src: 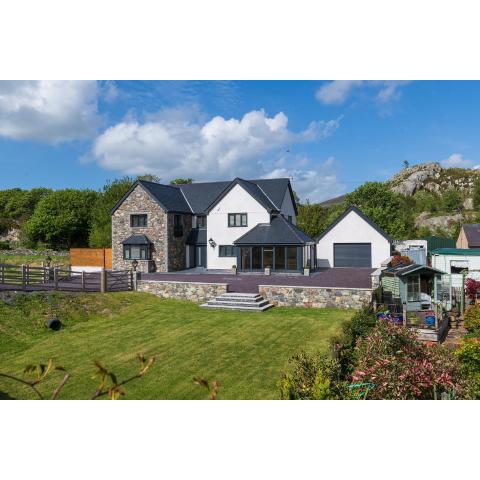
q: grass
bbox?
[0,292,353,399]
[0,252,69,267]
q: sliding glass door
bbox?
[237,245,302,272]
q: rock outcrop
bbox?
[390,162,442,196]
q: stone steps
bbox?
[200,292,274,312]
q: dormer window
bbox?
[196,215,206,228]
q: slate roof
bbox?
[233,215,314,245]
[382,263,445,276]
[315,206,393,243]
[186,228,207,245]
[111,177,295,215]
[121,234,151,245]
[462,224,480,247]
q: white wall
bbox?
[431,253,480,274]
[317,210,391,268]
[206,184,270,269]
[279,188,297,224]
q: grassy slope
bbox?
[0,292,352,399]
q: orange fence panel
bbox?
[70,248,113,269]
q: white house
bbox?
[431,248,480,275]
[111,177,316,273]
[316,206,392,268]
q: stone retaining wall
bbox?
[259,284,372,309]
[137,279,228,303]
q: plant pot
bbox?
[264,267,271,276]
[231,267,237,275]
[303,268,310,276]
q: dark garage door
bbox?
[334,243,371,267]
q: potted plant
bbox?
[303,260,310,276]
[264,265,271,275]
[231,264,237,275]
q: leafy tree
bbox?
[403,160,409,169]
[24,189,98,249]
[473,178,480,210]
[170,178,193,185]
[0,187,51,220]
[412,190,440,213]
[443,188,463,212]
[89,177,135,247]
[137,173,161,183]
[345,182,412,239]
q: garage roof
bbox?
[315,206,392,243]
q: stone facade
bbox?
[137,279,228,303]
[112,185,192,273]
[259,284,372,309]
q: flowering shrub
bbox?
[465,278,480,301]
[463,304,480,336]
[455,338,480,399]
[390,255,412,267]
[351,322,465,399]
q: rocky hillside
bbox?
[388,162,480,235]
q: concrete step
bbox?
[200,292,274,312]
[206,299,270,308]
[200,302,273,312]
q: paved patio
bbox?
[141,267,374,293]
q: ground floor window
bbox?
[219,245,237,257]
[407,274,420,302]
[237,245,302,271]
[123,244,150,260]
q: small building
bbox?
[456,224,480,249]
[380,263,450,342]
[316,206,392,268]
[431,248,480,274]
[394,239,428,266]
[421,236,455,252]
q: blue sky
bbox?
[1,80,480,202]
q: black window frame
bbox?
[173,214,183,237]
[130,214,148,228]
[228,213,248,227]
[219,245,237,257]
[196,215,206,228]
[123,244,151,260]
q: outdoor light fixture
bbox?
[208,238,216,248]
[45,255,52,268]
[132,259,139,271]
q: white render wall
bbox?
[431,253,480,274]
[316,210,391,268]
[279,188,297,224]
[206,184,270,269]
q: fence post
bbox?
[402,302,407,327]
[21,264,26,289]
[81,271,86,292]
[100,268,107,293]
[132,270,138,291]
[54,268,59,290]
[0,264,4,284]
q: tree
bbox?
[137,173,161,183]
[89,177,135,247]
[443,188,463,211]
[170,178,193,185]
[0,187,51,220]
[345,182,412,239]
[24,189,98,249]
[403,160,410,169]
[473,178,480,210]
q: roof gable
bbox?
[315,206,392,243]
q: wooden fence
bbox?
[70,248,112,269]
[0,264,132,292]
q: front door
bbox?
[196,246,207,268]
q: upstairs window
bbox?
[174,214,183,237]
[219,245,237,257]
[196,215,206,228]
[228,213,247,227]
[130,214,147,227]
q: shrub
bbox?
[455,338,480,399]
[390,255,412,267]
[463,304,480,335]
[465,278,480,301]
[443,188,463,211]
[352,322,465,399]
[0,240,10,250]
[278,351,347,400]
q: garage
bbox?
[334,243,372,267]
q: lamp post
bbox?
[132,259,138,272]
[45,256,52,268]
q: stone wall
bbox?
[259,284,372,309]
[137,279,228,303]
[167,213,193,271]
[112,185,168,273]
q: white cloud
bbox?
[92,108,342,201]
[0,80,100,143]
[441,153,475,168]
[264,156,345,202]
[315,80,410,106]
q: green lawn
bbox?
[0,292,353,399]
[0,252,69,267]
